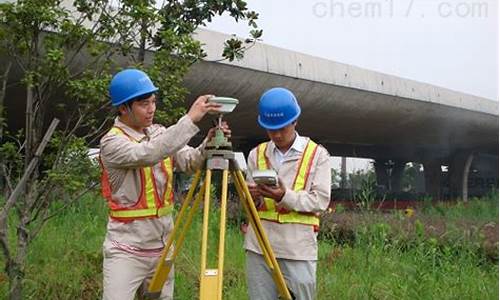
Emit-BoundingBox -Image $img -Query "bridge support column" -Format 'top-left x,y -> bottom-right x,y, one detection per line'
374,159 -> 406,192
374,160 -> 389,190
423,160 -> 442,200
448,151 -> 474,202
391,161 -> 406,192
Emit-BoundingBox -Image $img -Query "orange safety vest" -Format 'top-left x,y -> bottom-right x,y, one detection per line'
256,140 -> 320,226
100,126 -> 174,221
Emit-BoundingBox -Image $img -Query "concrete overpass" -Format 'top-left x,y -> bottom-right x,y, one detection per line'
1,26 -> 497,200
185,29 -> 498,199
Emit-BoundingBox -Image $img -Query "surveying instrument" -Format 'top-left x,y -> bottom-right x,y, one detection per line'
145,97 -> 293,300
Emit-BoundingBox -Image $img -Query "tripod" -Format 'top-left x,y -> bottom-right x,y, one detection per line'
144,115 -> 293,300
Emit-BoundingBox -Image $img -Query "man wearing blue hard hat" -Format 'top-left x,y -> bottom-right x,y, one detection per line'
99,69 -> 228,300
244,87 -> 331,300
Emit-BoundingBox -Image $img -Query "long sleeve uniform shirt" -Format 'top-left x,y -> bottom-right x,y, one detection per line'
99,115 -> 205,251
244,134 -> 331,260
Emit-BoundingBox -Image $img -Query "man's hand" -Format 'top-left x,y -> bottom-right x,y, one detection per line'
247,182 -> 263,206
206,121 -> 231,140
257,178 -> 286,202
187,95 -> 221,123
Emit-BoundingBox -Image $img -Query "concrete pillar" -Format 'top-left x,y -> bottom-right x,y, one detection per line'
391,161 -> 406,193
448,151 -> 474,201
423,160 -> 442,200
374,159 -> 406,192
467,154 -> 499,196
462,154 -> 474,202
340,157 -> 347,189
374,159 -> 389,190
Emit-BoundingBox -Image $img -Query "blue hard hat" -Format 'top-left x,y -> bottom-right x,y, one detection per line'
109,69 -> 159,106
258,87 -> 301,130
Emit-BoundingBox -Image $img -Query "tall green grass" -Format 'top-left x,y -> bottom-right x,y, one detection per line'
421,192 -> 499,221
167,204 -> 248,299
318,232 -> 498,299
0,196 -> 108,299
0,194 -> 498,299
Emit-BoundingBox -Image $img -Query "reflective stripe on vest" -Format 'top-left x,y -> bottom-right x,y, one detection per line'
100,126 -> 174,221
256,140 -> 320,226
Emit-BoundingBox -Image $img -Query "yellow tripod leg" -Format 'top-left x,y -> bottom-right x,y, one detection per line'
231,172 -> 271,262
146,171 -> 204,299
217,169 -> 229,297
232,170 -> 293,300
199,169 -> 229,300
199,169 -> 222,300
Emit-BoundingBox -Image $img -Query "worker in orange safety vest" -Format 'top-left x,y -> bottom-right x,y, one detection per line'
99,68 -> 229,300
244,87 -> 331,300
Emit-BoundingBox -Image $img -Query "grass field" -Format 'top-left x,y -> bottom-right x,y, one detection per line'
0,193 -> 498,299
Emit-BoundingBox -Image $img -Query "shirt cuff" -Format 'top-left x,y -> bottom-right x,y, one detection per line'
197,138 -> 209,158
276,187 -> 294,210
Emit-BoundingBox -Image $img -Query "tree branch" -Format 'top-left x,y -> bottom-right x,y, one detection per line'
84,116 -> 113,145
29,181 -> 99,242
1,164 -> 14,196
0,119 -> 59,273
0,119 -> 59,221
27,181 -> 56,226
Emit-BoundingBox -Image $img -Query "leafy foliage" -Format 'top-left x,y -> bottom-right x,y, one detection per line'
0,0 -> 260,298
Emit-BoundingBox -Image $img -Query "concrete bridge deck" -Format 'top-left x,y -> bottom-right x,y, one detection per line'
186,30 -> 498,164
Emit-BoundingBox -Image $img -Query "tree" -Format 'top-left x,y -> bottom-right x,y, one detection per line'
0,0 -> 260,298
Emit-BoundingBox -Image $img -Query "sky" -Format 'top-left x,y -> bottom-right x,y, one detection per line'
204,0 -> 499,101
329,157 -> 373,175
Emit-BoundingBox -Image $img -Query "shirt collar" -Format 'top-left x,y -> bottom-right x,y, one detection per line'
290,132 -> 307,153
113,117 -> 149,142
272,132 -> 307,155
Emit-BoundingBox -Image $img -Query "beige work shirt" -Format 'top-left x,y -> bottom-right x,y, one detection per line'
244,136 -> 331,261
99,115 -> 206,250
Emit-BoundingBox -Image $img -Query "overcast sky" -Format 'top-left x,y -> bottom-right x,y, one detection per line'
204,0 -> 499,101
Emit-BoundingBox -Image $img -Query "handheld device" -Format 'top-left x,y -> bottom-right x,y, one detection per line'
252,169 -> 278,186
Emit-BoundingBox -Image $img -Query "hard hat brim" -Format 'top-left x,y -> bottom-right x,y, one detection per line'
112,86 -> 159,107
257,111 -> 300,130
